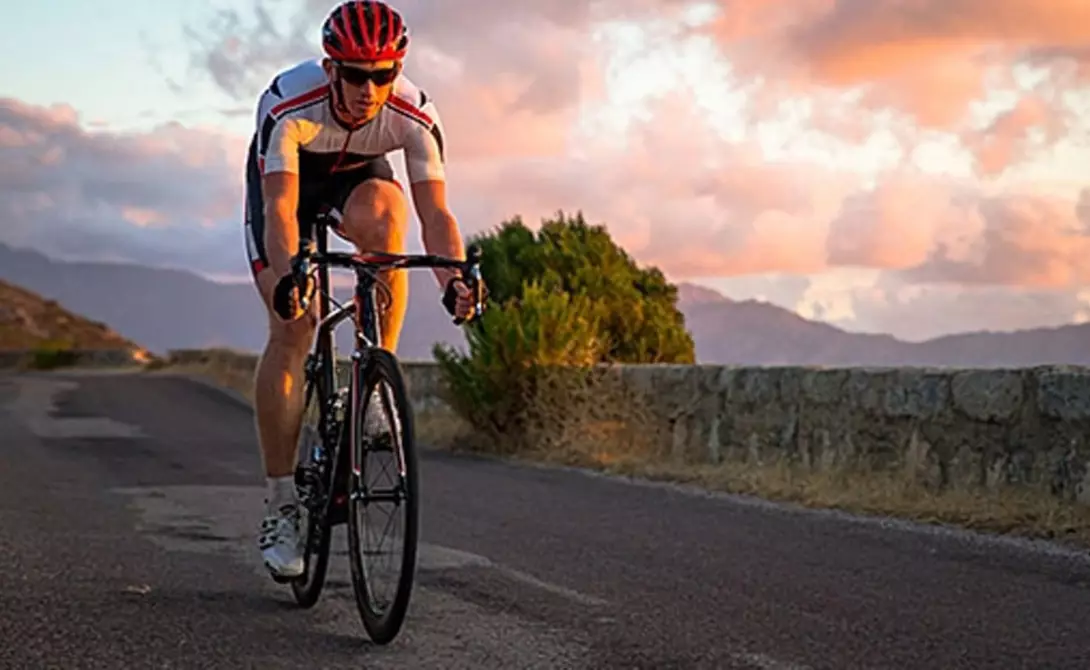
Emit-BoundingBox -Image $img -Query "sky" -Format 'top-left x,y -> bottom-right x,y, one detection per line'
2,0 -> 1090,341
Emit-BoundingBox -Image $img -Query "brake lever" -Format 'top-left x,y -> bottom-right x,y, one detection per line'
292,241 -> 316,311
452,244 -> 485,326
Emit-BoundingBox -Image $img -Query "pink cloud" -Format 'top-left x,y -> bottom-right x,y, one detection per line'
774,0 -> 1090,92
964,94 -> 1071,176
0,97 -> 246,274
699,0 -> 1090,174
2,0 -> 1084,339
827,176 -> 965,270
906,192 -> 1090,289
827,176 -> 1090,289
827,277 -> 1090,342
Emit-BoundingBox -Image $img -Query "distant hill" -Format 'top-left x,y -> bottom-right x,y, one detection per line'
678,283 -> 1090,367
2,242 -> 1088,367
0,279 -> 143,352
0,242 -> 466,359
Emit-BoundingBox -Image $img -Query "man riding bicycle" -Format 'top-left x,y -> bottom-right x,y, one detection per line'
242,0 -> 481,579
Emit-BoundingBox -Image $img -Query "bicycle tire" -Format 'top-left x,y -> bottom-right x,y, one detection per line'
346,348 -> 419,645
289,374 -> 335,607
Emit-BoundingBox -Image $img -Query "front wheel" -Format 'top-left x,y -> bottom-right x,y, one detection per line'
346,348 -> 419,645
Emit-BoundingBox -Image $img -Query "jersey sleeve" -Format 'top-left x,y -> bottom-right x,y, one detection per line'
402,95 -> 447,184
259,117 -> 302,176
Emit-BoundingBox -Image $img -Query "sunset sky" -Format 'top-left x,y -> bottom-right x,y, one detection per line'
2,0 -> 1089,341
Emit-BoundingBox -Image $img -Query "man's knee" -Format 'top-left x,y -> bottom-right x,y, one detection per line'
341,179 -> 408,249
267,315 -> 315,354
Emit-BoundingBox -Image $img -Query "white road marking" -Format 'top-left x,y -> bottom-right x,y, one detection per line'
113,484 -> 609,607
111,484 -> 598,668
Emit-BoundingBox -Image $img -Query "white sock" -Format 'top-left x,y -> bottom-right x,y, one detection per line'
266,475 -> 296,513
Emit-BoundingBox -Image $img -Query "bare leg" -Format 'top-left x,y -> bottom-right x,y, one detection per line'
337,178 -> 410,353
249,269 -> 317,578
252,308 -> 314,478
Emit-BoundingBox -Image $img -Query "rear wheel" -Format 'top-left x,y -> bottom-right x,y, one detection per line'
346,348 -> 419,645
289,372 -> 335,607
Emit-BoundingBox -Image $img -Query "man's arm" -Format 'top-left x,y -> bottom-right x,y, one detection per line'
259,116 -> 303,282
262,171 -> 301,280
411,179 -> 465,289
400,90 -> 470,291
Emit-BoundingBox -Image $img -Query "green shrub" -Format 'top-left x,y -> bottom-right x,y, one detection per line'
434,281 -> 606,453
433,212 -> 689,456
470,211 -> 695,365
29,339 -> 79,370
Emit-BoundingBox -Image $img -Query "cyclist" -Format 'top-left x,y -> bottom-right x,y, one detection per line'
242,0 -> 482,580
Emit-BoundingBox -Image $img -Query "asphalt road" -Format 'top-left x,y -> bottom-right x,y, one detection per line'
2,371 -> 1090,670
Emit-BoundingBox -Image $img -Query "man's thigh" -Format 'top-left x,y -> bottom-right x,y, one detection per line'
319,156 -> 402,243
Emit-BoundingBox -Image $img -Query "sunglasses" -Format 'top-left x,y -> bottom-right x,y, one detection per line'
337,63 -> 400,87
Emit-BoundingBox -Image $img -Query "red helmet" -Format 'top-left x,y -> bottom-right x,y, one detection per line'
321,1 -> 409,62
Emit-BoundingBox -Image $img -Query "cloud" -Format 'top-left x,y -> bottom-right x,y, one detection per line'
818,276 -> 1090,342
176,0 -> 1090,173
0,97 -> 248,276
4,0 -> 1090,340
827,173 -> 1090,288
826,175 -> 966,271
904,191 -> 1090,289
784,0 -> 1090,70
693,0 -> 1090,175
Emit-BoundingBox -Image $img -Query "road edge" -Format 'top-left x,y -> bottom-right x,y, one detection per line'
162,372 -> 255,413
154,368 -> 1090,564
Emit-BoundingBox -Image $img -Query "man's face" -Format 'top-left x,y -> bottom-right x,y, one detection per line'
323,58 -> 401,122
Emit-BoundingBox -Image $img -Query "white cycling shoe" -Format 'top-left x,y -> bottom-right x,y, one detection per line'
259,502 -> 305,579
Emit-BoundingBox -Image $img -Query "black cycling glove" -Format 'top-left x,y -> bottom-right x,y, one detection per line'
441,275 -> 489,319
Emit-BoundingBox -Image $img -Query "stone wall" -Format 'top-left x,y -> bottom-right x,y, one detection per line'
160,349 -> 1090,505
612,364 -> 1090,504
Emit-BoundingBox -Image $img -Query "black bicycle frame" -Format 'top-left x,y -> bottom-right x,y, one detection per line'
305,212 -> 379,374
295,209 -> 483,411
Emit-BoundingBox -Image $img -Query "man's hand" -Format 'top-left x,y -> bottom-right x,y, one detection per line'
272,271 -> 317,322
442,276 -> 487,323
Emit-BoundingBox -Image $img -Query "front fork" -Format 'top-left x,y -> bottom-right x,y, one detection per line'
295,353 -> 350,508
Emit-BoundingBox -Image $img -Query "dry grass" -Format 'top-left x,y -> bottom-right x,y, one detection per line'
158,355 -> 1090,550
414,405 -> 475,448
598,459 -> 1090,547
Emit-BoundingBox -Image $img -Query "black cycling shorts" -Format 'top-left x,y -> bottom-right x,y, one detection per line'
242,133 -> 398,276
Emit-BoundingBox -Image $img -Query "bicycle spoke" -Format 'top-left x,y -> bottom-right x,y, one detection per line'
346,349 -> 419,645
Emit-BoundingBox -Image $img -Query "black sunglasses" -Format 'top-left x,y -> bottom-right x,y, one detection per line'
337,63 -> 400,87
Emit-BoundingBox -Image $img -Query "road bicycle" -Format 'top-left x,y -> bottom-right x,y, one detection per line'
269,206 -> 486,645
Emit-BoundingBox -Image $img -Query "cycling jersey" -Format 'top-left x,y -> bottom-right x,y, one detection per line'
242,58 -> 447,277
254,58 -> 446,183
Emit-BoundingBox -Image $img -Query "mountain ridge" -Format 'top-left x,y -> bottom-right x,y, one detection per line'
0,277 -> 143,352
1,241 -> 1086,367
